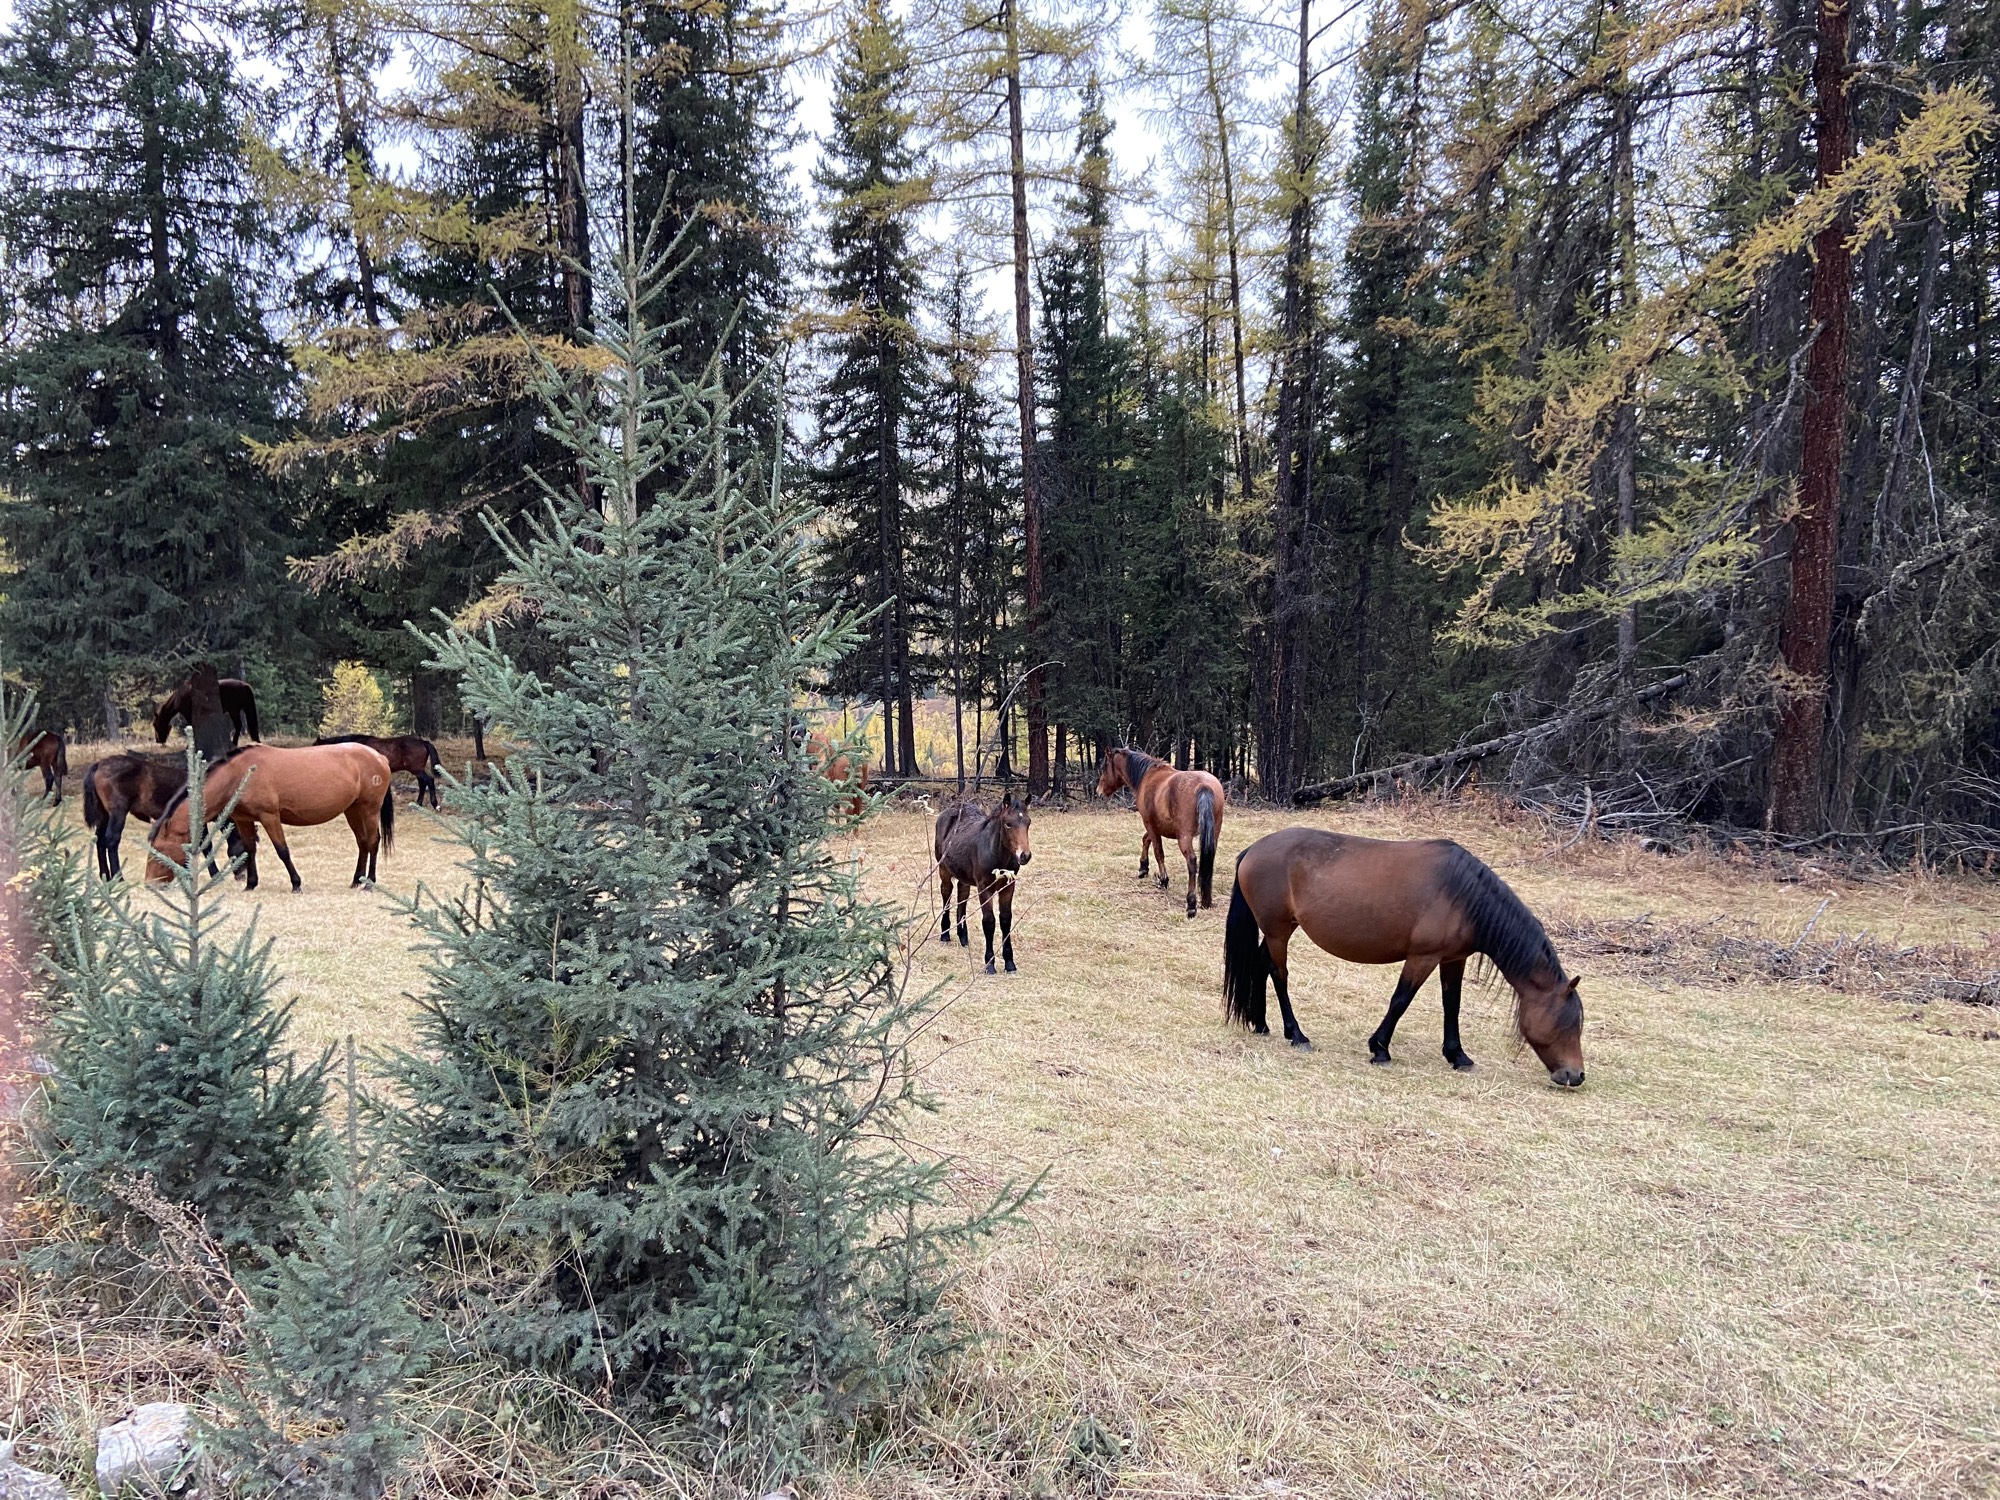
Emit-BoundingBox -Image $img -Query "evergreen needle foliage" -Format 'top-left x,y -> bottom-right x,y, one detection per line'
36,748 -> 329,1255
392,216 -> 1009,1447
207,1046 -> 434,1500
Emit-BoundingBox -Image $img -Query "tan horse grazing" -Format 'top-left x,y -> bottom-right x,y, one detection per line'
147,743 -> 395,891
935,794 -> 1033,973
14,731 -> 68,800
807,731 -> 870,819
1097,746 -> 1225,919
1223,827 -> 1585,1087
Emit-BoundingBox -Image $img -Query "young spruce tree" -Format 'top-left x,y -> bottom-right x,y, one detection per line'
36,749 -> 328,1255
393,196 -> 1002,1444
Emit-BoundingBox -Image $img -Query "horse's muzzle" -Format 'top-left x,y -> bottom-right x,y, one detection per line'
1015,851 -> 1032,865
1549,1066 -> 1585,1089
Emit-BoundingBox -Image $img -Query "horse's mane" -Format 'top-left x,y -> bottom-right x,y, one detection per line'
1117,746 -> 1165,791
315,733 -> 387,746
148,746 -> 256,834
1437,842 -> 1565,993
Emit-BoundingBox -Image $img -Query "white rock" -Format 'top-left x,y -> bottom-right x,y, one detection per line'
94,1404 -> 191,1496
0,1441 -> 71,1500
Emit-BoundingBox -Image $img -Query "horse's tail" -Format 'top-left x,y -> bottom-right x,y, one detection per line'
244,696 -> 261,742
1196,785 -> 1217,907
380,787 -> 396,855
423,738 -> 442,774
53,734 -> 68,777
1221,864 -> 1268,1032
82,765 -> 103,830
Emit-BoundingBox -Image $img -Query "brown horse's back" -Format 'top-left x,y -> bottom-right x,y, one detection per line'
213,743 -> 391,824
1236,827 -> 1472,965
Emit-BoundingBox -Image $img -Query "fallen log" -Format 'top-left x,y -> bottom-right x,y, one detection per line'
1292,674 -> 1689,807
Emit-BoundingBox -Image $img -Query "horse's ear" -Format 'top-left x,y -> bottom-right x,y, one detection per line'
1566,976 -> 1581,994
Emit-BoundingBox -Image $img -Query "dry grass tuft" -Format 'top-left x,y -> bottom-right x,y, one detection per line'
7,778 -> 2000,1496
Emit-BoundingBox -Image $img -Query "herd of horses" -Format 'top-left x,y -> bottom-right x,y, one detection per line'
16,671 -> 1587,1087
932,744 -> 1586,1088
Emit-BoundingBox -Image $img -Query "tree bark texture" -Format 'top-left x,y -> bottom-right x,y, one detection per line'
1771,0 -> 1851,834
1002,0 -> 1050,794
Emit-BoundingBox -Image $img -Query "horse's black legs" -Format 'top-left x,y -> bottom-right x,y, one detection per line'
1265,929 -> 1310,1048
939,870 -> 954,943
416,772 -> 437,808
1440,959 -> 1475,1071
1181,840 -> 1198,919
1138,834 -> 1151,880
1155,833 -> 1170,890
1369,958 -> 1438,1066
998,876 -> 1016,972
979,881 -> 998,974
266,827 -> 302,892
955,880 -> 969,947
102,809 -> 128,879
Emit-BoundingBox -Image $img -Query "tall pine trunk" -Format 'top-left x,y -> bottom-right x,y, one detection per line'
1001,0 -> 1049,795
1259,0 -> 1317,804
1771,0 -> 1852,833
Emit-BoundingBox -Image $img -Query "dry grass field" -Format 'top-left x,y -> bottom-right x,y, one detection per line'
19,741 -> 2000,1497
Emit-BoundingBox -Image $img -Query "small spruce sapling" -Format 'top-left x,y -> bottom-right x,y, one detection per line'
391,192 -> 1013,1449
36,746 -> 328,1255
206,1042 -> 434,1500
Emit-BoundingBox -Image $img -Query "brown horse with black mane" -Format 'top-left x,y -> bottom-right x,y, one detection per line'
83,752 -> 188,878
1097,746 -> 1224,919
154,665 -> 259,761
1223,827 -> 1585,1087
805,731 -> 870,820
314,734 -> 444,807
14,731 -> 68,800
934,794 -> 1033,973
148,742 -> 394,891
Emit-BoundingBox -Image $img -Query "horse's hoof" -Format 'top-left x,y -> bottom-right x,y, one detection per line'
1157,877 -> 1170,890
939,931 -> 951,944
1288,1035 -> 1313,1051
1252,1023 -> 1271,1036
1004,961 -> 1016,973
1449,1055 -> 1477,1072
984,960 -> 996,975
1368,1050 -> 1392,1066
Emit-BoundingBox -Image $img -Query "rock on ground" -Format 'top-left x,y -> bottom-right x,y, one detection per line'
94,1404 -> 191,1496
0,1440 -> 70,1500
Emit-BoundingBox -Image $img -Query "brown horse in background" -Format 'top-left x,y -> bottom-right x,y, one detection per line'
154,667 -> 259,760
148,743 -> 394,891
935,794 -> 1033,973
806,731 -> 870,819
315,734 -> 444,808
1097,746 -> 1224,918
14,731 -> 67,800
1223,827 -> 1586,1087
83,752 -> 188,878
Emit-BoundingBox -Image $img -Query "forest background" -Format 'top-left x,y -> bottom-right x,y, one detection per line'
0,0 -> 1996,841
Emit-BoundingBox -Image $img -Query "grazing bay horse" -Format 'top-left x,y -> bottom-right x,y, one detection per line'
154,668 -> 259,759
315,733 -> 444,808
14,731 -> 67,800
1097,746 -> 1224,918
1222,828 -> 1585,1087
82,752 -> 188,878
148,743 -> 394,892
806,732 -> 870,819
934,794 -> 1033,974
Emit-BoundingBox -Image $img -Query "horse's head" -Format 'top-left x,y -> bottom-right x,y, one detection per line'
145,795 -> 193,884
152,696 -> 174,744
1515,970 -> 1585,1088
996,791 -> 1032,867
1096,750 -> 1126,799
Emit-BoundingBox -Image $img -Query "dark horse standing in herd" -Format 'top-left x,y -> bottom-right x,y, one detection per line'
13,731 -> 67,800
1223,827 -> 1585,1087
153,664 -> 260,762
83,752 -> 189,878
314,733 -> 444,807
934,794 -> 1033,973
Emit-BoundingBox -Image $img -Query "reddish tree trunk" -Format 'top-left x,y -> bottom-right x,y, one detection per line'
1771,0 -> 1851,833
